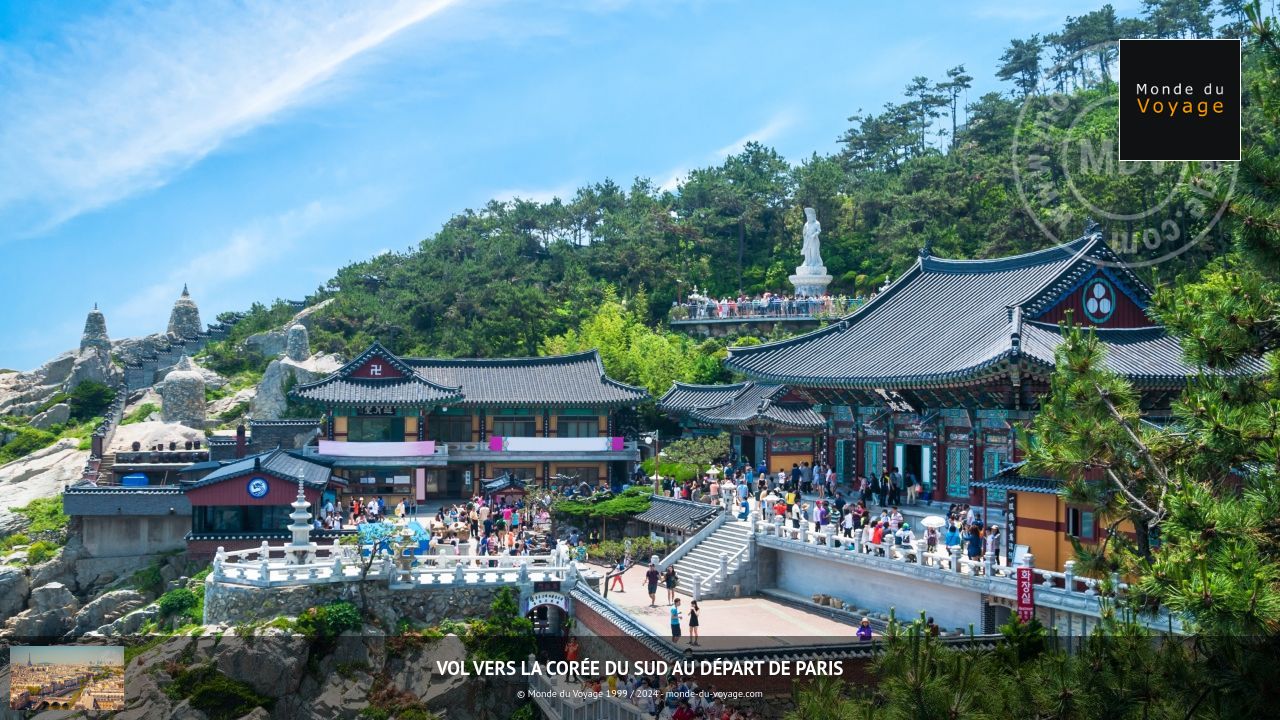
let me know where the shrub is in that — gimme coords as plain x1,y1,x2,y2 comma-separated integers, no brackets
157,588,198,617
66,380,116,421
589,536,669,563
24,540,58,565
167,664,272,720
0,426,58,464
0,533,30,551
10,497,67,533
295,601,361,640
129,562,166,596
121,403,159,425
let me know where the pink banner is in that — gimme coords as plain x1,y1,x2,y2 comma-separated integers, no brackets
485,437,626,452
317,439,436,457
1016,567,1035,622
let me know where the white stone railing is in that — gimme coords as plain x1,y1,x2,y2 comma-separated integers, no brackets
211,539,580,589
528,666,649,720
689,540,751,601
757,516,1127,601
658,510,725,570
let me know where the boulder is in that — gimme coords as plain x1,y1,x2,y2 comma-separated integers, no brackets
250,353,342,420
213,633,310,698
243,330,287,359
110,421,204,454
208,387,256,419
0,438,87,535
0,566,30,622
5,606,75,639
96,605,159,637
66,346,122,388
29,402,71,429
73,589,148,637
30,581,78,613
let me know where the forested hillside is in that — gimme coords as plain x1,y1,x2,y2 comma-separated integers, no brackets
207,1,1265,394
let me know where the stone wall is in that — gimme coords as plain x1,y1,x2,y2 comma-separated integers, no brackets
81,516,189,558
767,547,986,632
204,580,510,628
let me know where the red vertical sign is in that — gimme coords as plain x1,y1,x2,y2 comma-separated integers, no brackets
1016,567,1035,622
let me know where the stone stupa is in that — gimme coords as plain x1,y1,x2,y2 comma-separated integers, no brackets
160,355,206,429
167,284,202,339
79,303,111,354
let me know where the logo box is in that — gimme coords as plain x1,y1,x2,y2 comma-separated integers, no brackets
1119,38,1240,161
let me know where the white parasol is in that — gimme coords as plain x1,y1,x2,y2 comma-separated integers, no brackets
921,515,947,529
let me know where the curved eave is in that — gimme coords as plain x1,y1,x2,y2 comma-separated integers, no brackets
288,390,464,406
730,351,1017,390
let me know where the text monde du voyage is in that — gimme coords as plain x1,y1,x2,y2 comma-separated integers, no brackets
1134,82,1229,118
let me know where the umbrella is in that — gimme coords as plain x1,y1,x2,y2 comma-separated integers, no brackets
706,467,720,476
921,515,947,529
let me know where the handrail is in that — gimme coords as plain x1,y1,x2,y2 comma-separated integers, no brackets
658,506,725,571
755,520,1141,607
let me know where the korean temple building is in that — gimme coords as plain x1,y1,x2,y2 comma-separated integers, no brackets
683,232,1234,569
287,342,648,500
658,381,826,472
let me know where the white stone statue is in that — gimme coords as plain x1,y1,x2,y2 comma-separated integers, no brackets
790,207,832,298
801,207,823,268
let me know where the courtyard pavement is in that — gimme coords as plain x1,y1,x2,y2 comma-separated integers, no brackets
599,565,871,651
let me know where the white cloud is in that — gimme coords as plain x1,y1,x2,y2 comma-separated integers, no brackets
0,0,461,234
713,110,796,159
658,109,796,192
114,199,356,328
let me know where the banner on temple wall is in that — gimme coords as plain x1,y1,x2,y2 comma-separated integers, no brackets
487,437,624,452
1016,567,1035,622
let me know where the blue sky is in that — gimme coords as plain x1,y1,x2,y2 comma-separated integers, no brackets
0,0,1137,371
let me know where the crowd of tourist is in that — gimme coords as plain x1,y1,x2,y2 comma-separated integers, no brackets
657,460,1006,572
671,292,866,320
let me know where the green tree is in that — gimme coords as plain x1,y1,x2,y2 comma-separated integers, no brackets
997,35,1044,97
463,587,536,663
659,434,730,480
67,379,116,421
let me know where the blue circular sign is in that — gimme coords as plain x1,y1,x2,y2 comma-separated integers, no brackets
1082,277,1116,324
246,476,270,498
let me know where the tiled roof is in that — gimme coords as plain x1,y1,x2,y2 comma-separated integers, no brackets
63,486,191,516
687,383,826,430
661,381,825,430
291,342,463,406
971,460,1061,495
724,235,1218,388
182,449,335,490
657,382,749,412
292,377,461,405
1019,322,1267,381
633,496,721,529
405,350,649,408
292,342,649,408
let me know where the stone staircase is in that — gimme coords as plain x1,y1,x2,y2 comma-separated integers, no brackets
671,521,753,598
97,453,116,480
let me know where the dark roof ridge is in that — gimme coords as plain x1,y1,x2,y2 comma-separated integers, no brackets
920,234,1095,275
404,349,605,367
666,380,750,391
1023,319,1165,337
